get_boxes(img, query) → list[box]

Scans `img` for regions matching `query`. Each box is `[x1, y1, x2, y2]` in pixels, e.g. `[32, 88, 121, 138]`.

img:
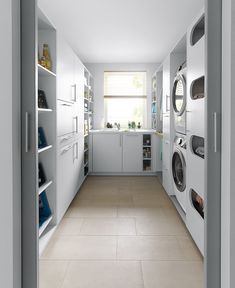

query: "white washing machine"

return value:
[172, 65, 187, 135]
[172, 135, 187, 211]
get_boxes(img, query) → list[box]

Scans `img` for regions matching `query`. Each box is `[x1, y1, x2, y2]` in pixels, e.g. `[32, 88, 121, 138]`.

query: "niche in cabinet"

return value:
[190, 15, 205, 46]
[191, 135, 204, 159]
[191, 76, 204, 100]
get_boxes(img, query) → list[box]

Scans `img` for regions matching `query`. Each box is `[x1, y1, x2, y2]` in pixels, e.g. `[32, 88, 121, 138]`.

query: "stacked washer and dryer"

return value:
[171, 63, 187, 212]
[170, 12, 205, 256]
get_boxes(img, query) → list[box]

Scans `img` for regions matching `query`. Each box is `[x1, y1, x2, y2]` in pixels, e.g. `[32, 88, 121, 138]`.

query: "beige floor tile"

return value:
[42, 236, 117, 260]
[117, 236, 185, 260]
[80, 218, 136, 235]
[62, 261, 144, 288]
[136, 215, 188, 236]
[118, 205, 164, 218]
[67, 204, 118, 218]
[132, 194, 172, 207]
[177, 235, 203, 261]
[54, 218, 84, 236]
[39, 260, 69, 288]
[142, 261, 203, 288]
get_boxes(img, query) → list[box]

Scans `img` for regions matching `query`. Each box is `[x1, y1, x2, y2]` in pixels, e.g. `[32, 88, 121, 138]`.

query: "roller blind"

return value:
[104, 71, 147, 97]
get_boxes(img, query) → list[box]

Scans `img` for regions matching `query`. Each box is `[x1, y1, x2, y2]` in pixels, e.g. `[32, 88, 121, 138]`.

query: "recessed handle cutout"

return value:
[190, 189, 204, 219]
[191, 135, 204, 159]
[191, 15, 205, 46]
[191, 76, 204, 100]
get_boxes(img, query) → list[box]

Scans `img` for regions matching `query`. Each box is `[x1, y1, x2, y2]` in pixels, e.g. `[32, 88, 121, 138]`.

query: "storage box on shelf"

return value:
[37, 9, 57, 248]
[186, 12, 205, 256]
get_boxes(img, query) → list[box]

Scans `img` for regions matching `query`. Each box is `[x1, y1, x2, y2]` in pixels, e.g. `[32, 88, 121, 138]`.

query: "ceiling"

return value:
[39, 0, 204, 63]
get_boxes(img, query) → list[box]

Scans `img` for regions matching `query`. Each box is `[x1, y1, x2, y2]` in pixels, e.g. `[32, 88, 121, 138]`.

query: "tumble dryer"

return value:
[171, 135, 187, 211]
[172, 65, 187, 135]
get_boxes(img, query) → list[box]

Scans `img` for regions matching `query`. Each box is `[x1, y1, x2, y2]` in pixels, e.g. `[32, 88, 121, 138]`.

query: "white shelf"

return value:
[143, 158, 152, 160]
[84, 161, 89, 167]
[38, 64, 56, 77]
[39, 215, 53, 237]
[38, 145, 53, 154]
[143, 145, 151, 148]
[84, 148, 89, 153]
[38, 180, 53, 195]
[38, 108, 53, 112]
[84, 133, 89, 137]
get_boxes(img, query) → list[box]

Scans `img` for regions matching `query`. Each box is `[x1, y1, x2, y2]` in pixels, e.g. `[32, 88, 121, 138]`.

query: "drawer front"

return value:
[57, 100, 78, 137]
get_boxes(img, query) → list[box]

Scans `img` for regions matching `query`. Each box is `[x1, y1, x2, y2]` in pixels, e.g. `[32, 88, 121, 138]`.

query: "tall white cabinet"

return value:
[56, 33, 86, 222]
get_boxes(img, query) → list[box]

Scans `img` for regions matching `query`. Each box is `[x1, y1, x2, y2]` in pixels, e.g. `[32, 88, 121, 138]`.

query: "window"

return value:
[104, 71, 147, 128]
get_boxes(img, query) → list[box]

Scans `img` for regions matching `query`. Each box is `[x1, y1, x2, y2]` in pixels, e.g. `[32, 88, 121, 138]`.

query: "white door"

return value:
[92, 133, 122, 172]
[122, 133, 142, 172]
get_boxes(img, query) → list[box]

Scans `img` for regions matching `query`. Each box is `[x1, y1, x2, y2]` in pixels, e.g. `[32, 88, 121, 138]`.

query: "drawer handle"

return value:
[61, 103, 72, 107]
[60, 135, 73, 142]
[61, 145, 73, 155]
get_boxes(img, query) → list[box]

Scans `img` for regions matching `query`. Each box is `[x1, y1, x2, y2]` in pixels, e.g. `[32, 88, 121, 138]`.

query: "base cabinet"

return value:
[92, 133, 122, 172]
[123, 134, 142, 172]
[92, 132, 155, 174]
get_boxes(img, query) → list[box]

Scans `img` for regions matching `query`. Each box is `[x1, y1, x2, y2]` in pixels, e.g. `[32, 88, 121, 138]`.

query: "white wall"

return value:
[0, 0, 21, 287]
[85, 63, 158, 129]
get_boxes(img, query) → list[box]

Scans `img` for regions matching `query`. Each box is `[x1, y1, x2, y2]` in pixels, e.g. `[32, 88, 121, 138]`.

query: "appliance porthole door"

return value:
[172, 74, 186, 116]
[172, 148, 186, 192]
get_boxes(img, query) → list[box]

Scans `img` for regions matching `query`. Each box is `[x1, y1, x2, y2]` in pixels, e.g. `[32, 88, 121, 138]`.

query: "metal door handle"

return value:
[25, 112, 29, 152]
[213, 112, 220, 153]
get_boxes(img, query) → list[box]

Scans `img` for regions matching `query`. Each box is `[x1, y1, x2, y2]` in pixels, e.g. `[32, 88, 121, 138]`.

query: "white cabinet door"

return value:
[92, 133, 122, 172]
[57, 100, 75, 137]
[57, 34, 76, 103]
[57, 143, 75, 222]
[122, 133, 142, 172]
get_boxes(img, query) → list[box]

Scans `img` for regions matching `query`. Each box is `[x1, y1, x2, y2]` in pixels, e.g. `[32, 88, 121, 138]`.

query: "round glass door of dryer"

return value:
[172, 149, 186, 192]
[172, 73, 186, 116]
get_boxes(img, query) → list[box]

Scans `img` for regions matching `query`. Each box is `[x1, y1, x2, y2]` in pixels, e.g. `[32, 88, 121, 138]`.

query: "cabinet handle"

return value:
[25, 112, 29, 152]
[61, 145, 73, 155]
[73, 142, 78, 161]
[60, 135, 73, 142]
[120, 135, 122, 147]
[61, 103, 72, 107]
[71, 84, 77, 102]
[73, 116, 78, 133]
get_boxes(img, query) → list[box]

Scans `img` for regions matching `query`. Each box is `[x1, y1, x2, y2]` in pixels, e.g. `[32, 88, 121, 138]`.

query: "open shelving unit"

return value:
[83, 68, 94, 178]
[143, 134, 152, 171]
[37, 8, 57, 249]
[151, 69, 163, 132]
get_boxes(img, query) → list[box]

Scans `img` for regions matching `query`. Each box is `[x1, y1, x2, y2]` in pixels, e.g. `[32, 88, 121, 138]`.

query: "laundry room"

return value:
[2, 0, 232, 288]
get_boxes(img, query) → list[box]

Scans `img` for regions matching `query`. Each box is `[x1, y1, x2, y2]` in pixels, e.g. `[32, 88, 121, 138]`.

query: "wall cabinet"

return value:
[92, 133, 122, 172]
[122, 134, 142, 172]
[57, 34, 76, 103]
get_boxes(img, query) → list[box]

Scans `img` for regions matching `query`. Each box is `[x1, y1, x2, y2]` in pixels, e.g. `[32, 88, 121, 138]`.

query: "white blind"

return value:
[104, 71, 146, 97]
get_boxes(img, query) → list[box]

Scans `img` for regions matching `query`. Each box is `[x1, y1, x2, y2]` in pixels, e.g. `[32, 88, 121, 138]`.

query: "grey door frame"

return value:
[21, 0, 39, 287]
[20, 0, 224, 288]
[205, 0, 222, 287]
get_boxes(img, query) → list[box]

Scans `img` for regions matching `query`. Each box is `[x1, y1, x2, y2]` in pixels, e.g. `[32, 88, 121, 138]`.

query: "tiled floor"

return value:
[40, 176, 203, 288]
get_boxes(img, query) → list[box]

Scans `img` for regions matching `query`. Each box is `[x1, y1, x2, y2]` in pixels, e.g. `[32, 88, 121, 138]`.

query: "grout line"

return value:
[140, 261, 146, 288]
[58, 260, 70, 288]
